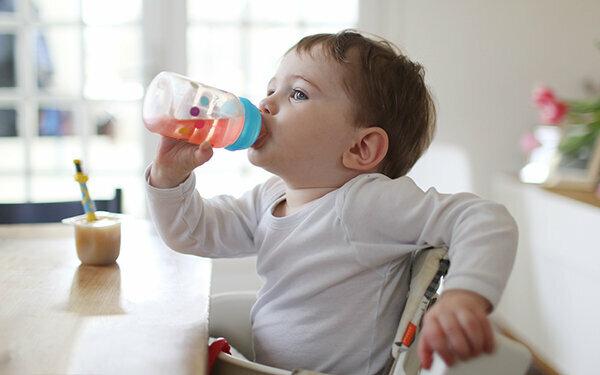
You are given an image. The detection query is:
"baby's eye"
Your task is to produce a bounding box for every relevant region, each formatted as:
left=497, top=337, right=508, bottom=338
left=291, top=89, right=308, bottom=101
left=266, top=89, right=275, bottom=96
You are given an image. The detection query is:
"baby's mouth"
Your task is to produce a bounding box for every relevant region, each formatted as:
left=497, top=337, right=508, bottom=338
left=251, top=126, right=269, bottom=149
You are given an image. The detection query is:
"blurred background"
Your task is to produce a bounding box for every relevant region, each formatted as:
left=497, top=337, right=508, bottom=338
left=1, top=2, right=599, bottom=373
left=0, top=0, right=358, bottom=216
left=1, top=0, right=598, bottom=215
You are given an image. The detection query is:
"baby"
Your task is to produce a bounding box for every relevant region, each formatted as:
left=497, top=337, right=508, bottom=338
left=145, top=30, right=518, bottom=374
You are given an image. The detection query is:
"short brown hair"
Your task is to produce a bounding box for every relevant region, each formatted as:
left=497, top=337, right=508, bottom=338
left=290, top=29, right=436, bottom=178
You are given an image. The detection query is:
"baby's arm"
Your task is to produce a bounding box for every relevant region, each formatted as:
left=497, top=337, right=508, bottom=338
left=340, top=175, right=518, bottom=368
left=408, top=188, right=516, bottom=368
left=410, top=190, right=516, bottom=368
left=412, top=193, right=517, bottom=368
left=146, top=136, right=260, bottom=258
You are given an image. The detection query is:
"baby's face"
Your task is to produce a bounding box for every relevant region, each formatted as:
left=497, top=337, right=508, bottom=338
left=248, top=46, right=360, bottom=188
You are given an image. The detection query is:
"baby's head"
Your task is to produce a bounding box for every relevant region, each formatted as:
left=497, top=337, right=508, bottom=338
left=249, top=30, right=436, bottom=187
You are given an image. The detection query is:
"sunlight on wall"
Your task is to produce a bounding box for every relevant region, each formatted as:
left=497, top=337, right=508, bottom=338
left=408, top=142, right=474, bottom=194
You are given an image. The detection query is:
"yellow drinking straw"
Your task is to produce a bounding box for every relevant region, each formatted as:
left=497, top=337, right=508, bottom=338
left=73, top=159, right=97, bottom=222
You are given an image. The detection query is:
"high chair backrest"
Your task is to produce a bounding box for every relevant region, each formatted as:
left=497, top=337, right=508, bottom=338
left=387, top=247, right=449, bottom=375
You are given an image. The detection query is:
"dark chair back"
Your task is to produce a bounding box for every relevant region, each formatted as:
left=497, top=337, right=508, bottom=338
left=0, top=188, right=122, bottom=224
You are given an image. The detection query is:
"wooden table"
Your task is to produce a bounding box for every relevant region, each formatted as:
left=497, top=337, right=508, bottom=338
left=0, top=219, right=211, bottom=374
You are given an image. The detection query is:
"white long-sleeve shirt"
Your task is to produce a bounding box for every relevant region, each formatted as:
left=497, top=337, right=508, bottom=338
left=145, top=169, right=518, bottom=375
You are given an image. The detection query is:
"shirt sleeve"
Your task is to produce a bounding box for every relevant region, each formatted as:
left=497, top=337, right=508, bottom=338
left=144, top=165, right=280, bottom=258
left=338, top=174, right=518, bottom=308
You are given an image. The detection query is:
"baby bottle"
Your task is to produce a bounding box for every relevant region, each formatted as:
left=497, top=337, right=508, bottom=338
left=142, top=71, right=263, bottom=150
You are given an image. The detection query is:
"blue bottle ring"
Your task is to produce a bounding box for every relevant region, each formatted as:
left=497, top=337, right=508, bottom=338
left=225, top=97, right=262, bottom=151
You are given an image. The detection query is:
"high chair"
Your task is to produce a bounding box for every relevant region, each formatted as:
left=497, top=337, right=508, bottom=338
left=209, top=247, right=531, bottom=375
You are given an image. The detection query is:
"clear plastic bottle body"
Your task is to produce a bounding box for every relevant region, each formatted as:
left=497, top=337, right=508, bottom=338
left=143, top=72, right=261, bottom=149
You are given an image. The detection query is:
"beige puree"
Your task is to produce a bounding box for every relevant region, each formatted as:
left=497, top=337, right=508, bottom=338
left=74, top=216, right=121, bottom=265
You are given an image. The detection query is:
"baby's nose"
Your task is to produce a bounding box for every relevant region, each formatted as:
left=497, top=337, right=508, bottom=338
left=259, top=101, right=270, bottom=114
left=259, top=97, right=276, bottom=115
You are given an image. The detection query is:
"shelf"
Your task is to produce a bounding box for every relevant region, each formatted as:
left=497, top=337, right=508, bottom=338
left=507, top=174, right=600, bottom=209
left=542, top=186, right=600, bottom=208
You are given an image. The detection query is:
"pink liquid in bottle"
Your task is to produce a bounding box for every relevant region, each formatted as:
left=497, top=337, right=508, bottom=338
left=146, top=116, right=245, bottom=148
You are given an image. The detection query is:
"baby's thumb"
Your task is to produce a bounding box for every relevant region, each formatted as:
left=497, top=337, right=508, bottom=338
left=193, top=141, right=214, bottom=167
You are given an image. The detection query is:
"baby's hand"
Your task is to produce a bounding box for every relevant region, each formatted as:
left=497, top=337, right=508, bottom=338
left=150, top=136, right=213, bottom=188
left=417, top=289, right=494, bottom=369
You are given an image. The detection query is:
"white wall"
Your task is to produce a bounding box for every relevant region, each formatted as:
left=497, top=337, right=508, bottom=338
left=360, top=0, right=600, bottom=197
left=491, top=175, right=600, bottom=374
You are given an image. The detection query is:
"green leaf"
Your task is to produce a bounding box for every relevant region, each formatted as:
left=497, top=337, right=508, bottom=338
left=566, top=113, right=589, bottom=124
left=589, top=120, right=600, bottom=131
left=558, top=127, right=599, bottom=156
left=567, top=99, right=600, bottom=114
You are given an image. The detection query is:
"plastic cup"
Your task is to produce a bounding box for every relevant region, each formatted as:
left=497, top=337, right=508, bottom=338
left=62, top=211, right=123, bottom=266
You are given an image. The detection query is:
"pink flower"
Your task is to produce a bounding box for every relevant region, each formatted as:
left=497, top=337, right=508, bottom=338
left=519, top=132, right=541, bottom=154
left=532, top=86, right=556, bottom=107
left=539, top=100, right=568, bottom=125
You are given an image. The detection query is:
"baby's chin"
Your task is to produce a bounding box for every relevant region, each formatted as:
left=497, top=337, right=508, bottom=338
left=247, top=148, right=270, bottom=169
left=247, top=148, right=289, bottom=178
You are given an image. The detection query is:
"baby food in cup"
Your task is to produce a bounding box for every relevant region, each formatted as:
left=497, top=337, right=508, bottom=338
left=62, top=212, right=122, bottom=266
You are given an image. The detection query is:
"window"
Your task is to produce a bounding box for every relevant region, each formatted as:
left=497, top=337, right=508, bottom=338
left=0, top=0, right=358, bottom=215
left=0, top=0, right=144, bottom=213
left=186, top=0, right=358, bottom=198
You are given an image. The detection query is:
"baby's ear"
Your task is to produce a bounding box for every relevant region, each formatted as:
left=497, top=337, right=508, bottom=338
left=342, top=127, right=389, bottom=172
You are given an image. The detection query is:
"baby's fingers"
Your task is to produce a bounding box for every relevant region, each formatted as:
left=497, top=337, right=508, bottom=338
left=417, top=333, right=433, bottom=369
left=419, top=317, right=455, bottom=368
left=479, top=313, right=495, bottom=353
left=438, top=313, right=473, bottom=360
left=193, top=141, right=214, bottom=166
left=460, top=310, right=489, bottom=357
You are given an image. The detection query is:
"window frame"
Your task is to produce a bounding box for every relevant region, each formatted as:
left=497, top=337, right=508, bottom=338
left=0, top=0, right=148, bottom=203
